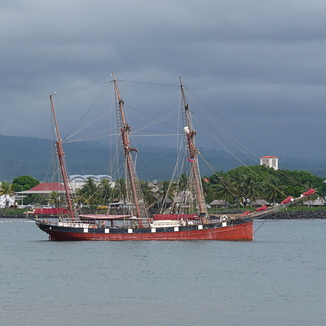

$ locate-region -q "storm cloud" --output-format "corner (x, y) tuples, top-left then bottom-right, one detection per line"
(1, 0), (326, 160)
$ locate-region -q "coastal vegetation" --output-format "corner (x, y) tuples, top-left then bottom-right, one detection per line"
(203, 165), (326, 206)
(0, 181), (14, 197)
(3, 164), (324, 213)
(11, 175), (40, 192)
(0, 181), (15, 207)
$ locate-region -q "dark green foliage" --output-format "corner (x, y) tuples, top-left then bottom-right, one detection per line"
(11, 175), (40, 191)
(75, 177), (99, 208)
(204, 165), (326, 204)
(140, 180), (156, 207)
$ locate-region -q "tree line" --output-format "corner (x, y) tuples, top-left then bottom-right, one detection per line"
(203, 165), (326, 206)
(1, 165), (324, 209)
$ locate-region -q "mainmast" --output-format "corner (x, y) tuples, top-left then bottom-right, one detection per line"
(179, 78), (208, 220)
(50, 94), (75, 220)
(112, 73), (144, 225)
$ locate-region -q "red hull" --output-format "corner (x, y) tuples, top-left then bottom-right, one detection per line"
(37, 221), (253, 241)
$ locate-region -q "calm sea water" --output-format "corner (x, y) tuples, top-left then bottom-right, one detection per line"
(0, 218), (325, 326)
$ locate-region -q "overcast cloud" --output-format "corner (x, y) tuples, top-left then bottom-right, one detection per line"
(1, 0), (326, 161)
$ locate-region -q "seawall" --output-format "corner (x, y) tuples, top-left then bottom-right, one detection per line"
(265, 210), (326, 219)
(1, 209), (326, 219)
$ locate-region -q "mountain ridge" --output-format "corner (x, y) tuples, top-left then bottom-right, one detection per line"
(0, 134), (325, 182)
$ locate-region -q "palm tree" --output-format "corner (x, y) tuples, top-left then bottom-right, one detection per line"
(0, 181), (15, 208)
(228, 171), (247, 207)
(76, 177), (99, 208)
(261, 176), (285, 204)
(212, 177), (236, 204)
(241, 174), (261, 202)
(113, 178), (126, 201)
(140, 180), (156, 208)
(97, 179), (113, 205)
(156, 180), (175, 211)
(49, 191), (60, 208)
(177, 173), (189, 193)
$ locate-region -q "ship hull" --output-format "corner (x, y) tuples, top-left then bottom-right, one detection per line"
(36, 218), (253, 241)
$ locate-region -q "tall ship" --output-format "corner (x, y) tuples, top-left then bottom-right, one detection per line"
(29, 74), (315, 241)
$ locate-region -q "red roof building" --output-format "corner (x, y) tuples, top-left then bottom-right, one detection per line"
(20, 183), (72, 194)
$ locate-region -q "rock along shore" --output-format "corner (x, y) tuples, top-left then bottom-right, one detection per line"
(1, 209), (326, 219)
(264, 209), (326, 220)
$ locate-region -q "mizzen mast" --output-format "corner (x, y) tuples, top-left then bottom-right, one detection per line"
(112, 73), (145, 225)
(179, 78), (208, 220)
(50, 94), (75, 220)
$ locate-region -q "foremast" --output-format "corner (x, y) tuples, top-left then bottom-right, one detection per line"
(112, 73), (147, 226)
(179, 78), (208, 221)
(50, 94), (75, 221)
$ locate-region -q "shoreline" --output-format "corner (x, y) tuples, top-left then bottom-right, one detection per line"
(1, 209), (326, 220)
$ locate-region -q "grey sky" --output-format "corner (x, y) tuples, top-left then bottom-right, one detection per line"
(1, 0), (326, 160)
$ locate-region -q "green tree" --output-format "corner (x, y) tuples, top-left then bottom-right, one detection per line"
(113, 178), (127, 201)
(241, 174), (261, 202)
(11, 175), (40, 192)
(204, 164), (326, 205)
(49, 191), (61, 208)
(156, 180), (175, 211)
(176, 173), (189, 192)
(76, 177), (99, 208)
(140, 180), (156, 208)
(261, 175), (285, 204)
(211, 176), (237, 203)
(97, 179), (113, 205)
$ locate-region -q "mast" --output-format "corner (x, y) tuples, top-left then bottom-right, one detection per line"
(50, 94), (75, 220)
(179, 77), (208, 220)
(112, 73), (144, 226)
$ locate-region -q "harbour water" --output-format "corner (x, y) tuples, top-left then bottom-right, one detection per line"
(0, 218), (325, 326)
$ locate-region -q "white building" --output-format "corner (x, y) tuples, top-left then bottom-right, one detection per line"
(0, 194), (16, 208)
(260, 156), (279, 170)
(69, 174), (113, 191)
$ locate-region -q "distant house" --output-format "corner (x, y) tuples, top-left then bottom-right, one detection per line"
(173, 191), (193, 205)
(248, 199), (270, 207)
(210, 199), (230, 207)
(303, 198), (325, 207)
(260, 156), (279, 170)
(15, 183), (73, 208)
(69, 175), (113, 191)
(20, 183), (71, 194)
